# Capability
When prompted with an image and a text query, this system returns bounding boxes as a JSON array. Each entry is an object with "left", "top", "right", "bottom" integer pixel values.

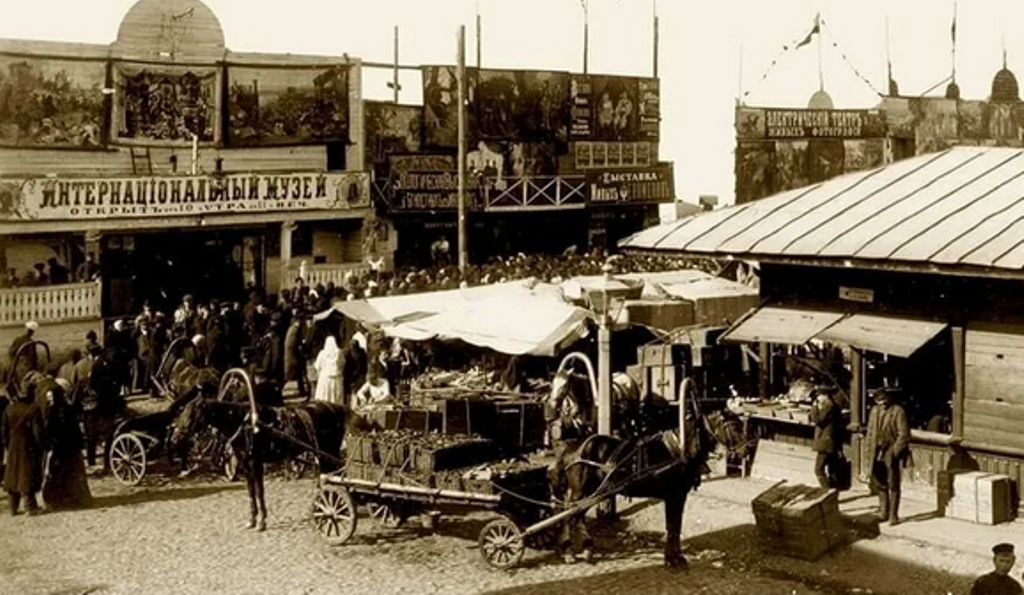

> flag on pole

[{"left": 793, "top": 13, "right": 820, "bottom": 50}]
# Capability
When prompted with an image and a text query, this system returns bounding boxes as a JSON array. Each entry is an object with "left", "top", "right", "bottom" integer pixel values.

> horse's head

[
  {"left": 701, "top": 409, "right": 747, "bottom": 454},
  {"left": 168, "top": 397, "right": 211, "bottom": 451}
]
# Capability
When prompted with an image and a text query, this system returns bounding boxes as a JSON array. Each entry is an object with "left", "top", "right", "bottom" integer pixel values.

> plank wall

[{"left": 963, "top": 329, "right": 1024, "bottom": 452}]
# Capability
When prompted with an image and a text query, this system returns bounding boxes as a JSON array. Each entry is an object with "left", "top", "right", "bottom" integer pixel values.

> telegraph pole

[
  {"left": 476, "top": 3, "right": 482, "bottom": 68},
  {"left": 457, "top": 25, "right": 468, "bottom": 272},
  {"left": 582, "top": 0, "right": 589, "bottom": 74},
  {"left": 392, "top": 26, "right": 400, "bottom": 103},
  {"left": 652, "top": 0, "right": 659, "bottom": 78}
]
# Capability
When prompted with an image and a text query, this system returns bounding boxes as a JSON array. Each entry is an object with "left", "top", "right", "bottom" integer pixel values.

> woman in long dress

[
  {"left": 313, "top": 336, "right": 343, "bottom": 405},
  {"left": 41, "top": 378, "right": 91, "bottom": 510}
]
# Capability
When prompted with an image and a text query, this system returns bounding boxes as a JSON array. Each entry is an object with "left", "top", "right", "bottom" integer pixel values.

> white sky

[{"left": 0, "top": 0, "right": 1021, "bottom": 205}]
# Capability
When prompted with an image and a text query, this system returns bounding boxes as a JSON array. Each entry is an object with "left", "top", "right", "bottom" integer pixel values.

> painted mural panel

[
  {"left": 773, "top": 140, "right": 809, "bottom": 192},
  {"left": 959, "top": 100, "right": 984, "bottom": 139},
  {"left": 422, "top": 65, "right": 477, "bottom": 148},
  {"left": 806, "top": 139, "right": 845, "bottom": 184},
  {"left": 228, "top": 65, "right": 350, "bottom": 146},
  {"left": 0, "top": 56, "right": 105, "bottom": 147},
  {"left": 116, "top": 64, "right": 217, "bottom": 143},
  {"left": 364, "top": 102, "right": 422, "bottom": 172},
  {"left": 735, "top": 141, "right": 774, "bottom": 204},
  {"left": 589, "top": 76, "right": 639, "bottom": 141},
  {"left": 476, "top": 69, "right": 569, "bottom": 143},
  {"left": 637, "top": 78, "right": 660, "bottom": 141}
]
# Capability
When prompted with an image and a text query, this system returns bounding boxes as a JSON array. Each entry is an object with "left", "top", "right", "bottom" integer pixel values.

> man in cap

[
  {"left": 865, "top": 386, "right": 911, "bottom": 525},
  {"left": 971, "top": 543, "right": 1022, "bottom": 595}
]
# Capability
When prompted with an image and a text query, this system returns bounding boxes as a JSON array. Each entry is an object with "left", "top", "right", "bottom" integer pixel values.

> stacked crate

[
  {"left": 939, "top": 470, "right": 1015, "bottom": 525},
  {"left": 751, "top": 483, "right": 847, "bottom": 561}
]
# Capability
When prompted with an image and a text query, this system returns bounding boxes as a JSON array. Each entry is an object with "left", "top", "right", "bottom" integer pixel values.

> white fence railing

[
  {"left": 0, "top": 281, "right": 102, "bottom": 326},
  {"left": 290, "top": 263, "right": 372, "bottom": 289}
]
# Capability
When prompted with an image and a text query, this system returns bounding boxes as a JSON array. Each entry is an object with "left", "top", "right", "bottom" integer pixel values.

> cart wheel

[
  {"left": 368, "top": 502, "right": 405, "bottom": 529},
  {"left": 110, "top": 433, "right": 147, "bottom": 486},
  {"left": 479, "top": 517, "right": 525, "bottom": 570},
  {"left": 311, "top": 485, "right": 357, "bottom": 545}
]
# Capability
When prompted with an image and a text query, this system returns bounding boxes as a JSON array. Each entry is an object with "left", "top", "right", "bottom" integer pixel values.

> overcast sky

[{"left": 0, "top": 0, "right": 1020, "bottom": 205}]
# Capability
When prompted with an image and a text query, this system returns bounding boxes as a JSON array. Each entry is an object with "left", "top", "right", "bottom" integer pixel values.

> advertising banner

[
  {"left": 0, "top": 56, "right": 107, "bottom": 148},
  {"left": 476, "top": 69, "right": 570, "bottom": 142},
  {"left": 589, "top": 75, "right": 639, "bottom": 141},
  {"left": 116, "top": 64, "right": 219, "bottom": 143},
  {"left": 587, "top": 164, "right": 674, "bottom": 205},
  {"left": 736, "top": 106, "right": 887, "bottom": 140},
  {"left": 389, "top": 170, "right": 479, "bottom": 212},
  {"left": 0, "top": 172, "right": 370, "bottom": 221},
  {"left": 569, "top": 75, "right": 592, "bottom": 140},
  {"left": 364, "top": 102, "right": 423, "bottom": 171},
  {"left": 422, "top": 65, "right": 477, "bottom": 148},
  {"left": 574, "top": 141, "right": 654, "bottom": 169},
  {"left": 638, "top": 78, "right": 660, "bottom": 140},
  {"left": 227, "top": 65, "right": 350, "bottom": 146}
]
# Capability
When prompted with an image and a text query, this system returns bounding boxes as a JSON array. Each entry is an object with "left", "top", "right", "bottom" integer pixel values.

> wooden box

[
  {"left": 441, "top": 398, "right": 497, "bottom": 437},
  {"left": 945, "top": 471, "right": 1014, "bottom": 525},
  {"left": 493, "top": 401, "right": 546, "bottom": 449},
  {"left": 752, "top": 483, "right": 847, "bottom": 561}
]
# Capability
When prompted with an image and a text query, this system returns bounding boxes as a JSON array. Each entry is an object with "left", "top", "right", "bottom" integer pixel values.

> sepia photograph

[{"left": 1, "top": 1, "right": 1023, "bottom": 593}]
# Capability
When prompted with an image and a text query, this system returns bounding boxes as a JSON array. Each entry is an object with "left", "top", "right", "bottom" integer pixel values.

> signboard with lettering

[
  {"left": 638, "top": 78, "right": 660, "bottom": 140},
  {"left": 570, "top": 75, "right": 593, "bottom": 140},
  {"left": 389, "top": 170, "right": 479, "bottom": 212},
  {"left": 0, "top": 172, "right": 370, "bottom": 221},
  {"left": 736, "top": 107, "right": 887, "bottom": 140},
  {"left": 587, "top": 164, "right": 674, "bottom": 205}
]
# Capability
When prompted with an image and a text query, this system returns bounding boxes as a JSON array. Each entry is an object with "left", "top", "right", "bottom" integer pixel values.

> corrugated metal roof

[{"left": 621, "top": 146, "right": 1024, "bottom": 275}]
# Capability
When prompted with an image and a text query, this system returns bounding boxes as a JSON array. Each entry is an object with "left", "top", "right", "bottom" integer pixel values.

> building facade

[{"left": 0, "top": 0, "right": 386, "bottom": 348}]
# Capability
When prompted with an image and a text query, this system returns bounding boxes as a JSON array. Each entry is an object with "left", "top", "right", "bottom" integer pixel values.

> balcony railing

[
  {"left": 290, "top": 263, "right": 372, "bottom": 290},
  {"left": 483, "top": 175, "right": 587, "bottom": 211},
  {"left": 0, "top": 281, "right": 102, "bottom": 326}
]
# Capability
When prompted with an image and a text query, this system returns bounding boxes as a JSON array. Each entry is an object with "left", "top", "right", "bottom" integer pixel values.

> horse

[
  {"left": 549, "top": 375, "right": 746, "bottom": 569},
  {"left": 168, "top": 397, "right": 366, "bottom": 531}
]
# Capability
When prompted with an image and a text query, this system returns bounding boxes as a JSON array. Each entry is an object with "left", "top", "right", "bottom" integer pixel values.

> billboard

[
  {"left": 0, "top": 172, "right": 370, "bottom": 221},
  {"left": 476, "top": 69, "right": 570, "bottom": 142},
  {"left": 364, "top": 102, "right": 423, "bottom": 172},
  {"left": 587, "top": 164, "right": 674, "bottom": 205},
  {"left": 115, "top": 64, "right": 218, "bottom": 143},
  {"left": 227, "top": 65, "right": 350, "bottom": 146},
  {"left": 422, "top": 65, "right": 477, "bottom": 148},
  {"left": 0, "top": 56, "right": 106, "bottom": 148}
]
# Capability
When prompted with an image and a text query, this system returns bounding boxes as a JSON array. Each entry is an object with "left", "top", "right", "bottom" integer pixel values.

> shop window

[{"left": 864, "top": 332, "right": 954, "bottom": 435}]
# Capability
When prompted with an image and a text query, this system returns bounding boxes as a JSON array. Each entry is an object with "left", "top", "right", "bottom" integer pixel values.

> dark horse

[
  {"left": 169, "top": 398, "right": 366, "bottom": 531},
  {"left": 550, "top": 378, "right": 745, "bottom": 569}
]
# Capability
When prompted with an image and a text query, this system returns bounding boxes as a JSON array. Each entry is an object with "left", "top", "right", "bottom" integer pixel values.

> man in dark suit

[
  {"left": 971, "top": 543, "right": 1022, "bottom": 595},
  {"left": 810, "top": 387, "right": 845, "bottom": 489},
  {"left": 865, "top": 386, "right": 911, "bottom": 525}
]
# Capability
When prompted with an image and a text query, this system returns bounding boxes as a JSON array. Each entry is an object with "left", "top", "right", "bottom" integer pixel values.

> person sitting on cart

[
  {"left": 544, "top": 368, "right": 594, "bottom": 490},
  {"left": 353, "top": 363, "right": 391, "bottom": 409}
]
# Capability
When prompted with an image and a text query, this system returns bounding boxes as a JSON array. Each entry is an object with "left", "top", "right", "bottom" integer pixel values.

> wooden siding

[
  {"left": 0, "top": 146, "right": 328, "bottom": 177},
  {"left": 964, "top": 330, "right": 1024, "bottom": 451}
]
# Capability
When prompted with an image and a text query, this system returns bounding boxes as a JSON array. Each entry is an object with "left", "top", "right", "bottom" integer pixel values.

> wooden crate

[
  {"left": 752, "top": 483, "right": 846, "bottom": 561},
  {"left": 944, "top": 471, "right": 1015, "bottom": 525}
]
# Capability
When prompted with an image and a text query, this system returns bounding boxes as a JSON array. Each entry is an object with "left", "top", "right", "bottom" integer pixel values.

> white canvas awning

[{"left": 721, "top": 306, "right": 948, "bottom": 358}]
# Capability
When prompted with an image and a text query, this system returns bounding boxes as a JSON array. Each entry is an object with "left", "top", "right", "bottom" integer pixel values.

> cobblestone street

[{"left": 1, "top": 470, "right": 987, "bottom": 595}]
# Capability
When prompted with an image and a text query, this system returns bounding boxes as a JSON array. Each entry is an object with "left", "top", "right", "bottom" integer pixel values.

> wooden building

[
  {"left": 624, "top": 145, "right": 1024, "bottom": 512},
  {"left": 0, "top": 0, "right": 383, "bottom": 350}
]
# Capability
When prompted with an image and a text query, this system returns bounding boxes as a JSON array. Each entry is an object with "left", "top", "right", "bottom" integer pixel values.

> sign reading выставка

[
  {"left": 587, "top": 164, "right": 674, "bottom": 204},
  {"left": 0, "top": 172, "right": 370, "bottom": 221}
]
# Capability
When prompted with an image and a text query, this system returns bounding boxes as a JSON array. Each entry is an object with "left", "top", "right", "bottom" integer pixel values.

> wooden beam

[{"left": 952, "top": 326, "right": 965, "bottom": 439}]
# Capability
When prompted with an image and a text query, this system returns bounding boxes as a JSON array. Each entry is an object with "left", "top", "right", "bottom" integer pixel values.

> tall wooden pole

[
  {"left": 653, "top": 0, "right": 659, "bottom": 78},
  {"left": 457, "top": 25, "right": 468, "bottom": 272},
  {"left": 393, "top": 26, "right": 400, "bottom": 103},
  {"left": 583, "top": 1, "right": 589, "bottom": 74},
  {"left": 476, "top": 10, "right": 482, "bottom": 68}
]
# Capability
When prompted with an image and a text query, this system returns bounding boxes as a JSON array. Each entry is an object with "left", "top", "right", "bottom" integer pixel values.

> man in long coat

[
  {"left": 2, "top": 387, "right": 45, "bottom": 515},
  {"left": 284, "top": 313, "right": 310, "bottom": 399},
  {"left": 865, "top": 386, "right": 911, "bottom": 525},
  {"left": 810, "top": 387, "right": 845, "bottom": 489}
]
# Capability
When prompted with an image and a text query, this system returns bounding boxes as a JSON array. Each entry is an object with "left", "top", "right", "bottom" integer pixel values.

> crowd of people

[{"left": 2, "top": 253, "right": 101, "bottom": 289}]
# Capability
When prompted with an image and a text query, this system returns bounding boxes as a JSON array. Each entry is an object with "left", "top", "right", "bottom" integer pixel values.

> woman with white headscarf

[{"left": 313, "top": 336, "right": 343, "bottom": 405}]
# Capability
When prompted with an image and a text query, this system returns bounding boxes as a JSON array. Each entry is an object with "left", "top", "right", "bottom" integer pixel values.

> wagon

[
  {"left": 309, "top": 351, "right": 692, "bottom": 569},
  {"left": 109, "top": 340, "right": 233, "bottom": 486}
]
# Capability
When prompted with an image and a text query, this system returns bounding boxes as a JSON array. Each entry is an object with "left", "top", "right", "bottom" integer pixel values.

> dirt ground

[{"left": 0, "top": 467, "right": 985, "bottom": 595}]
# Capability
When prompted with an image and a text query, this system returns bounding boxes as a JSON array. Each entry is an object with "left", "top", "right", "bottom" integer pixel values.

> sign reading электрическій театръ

[
  {"left": 587, "top": 164, "right": 674, "bottom": 205},
  {"left": 736, "top": 108, "right": 888, "bottom": 139},
  {"left": 0, "top": 172, "right": 371, "bottom": 221}
]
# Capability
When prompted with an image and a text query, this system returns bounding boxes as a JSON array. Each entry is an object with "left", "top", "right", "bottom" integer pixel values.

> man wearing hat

[
  {"left": 971, "top": 543, "right": 1022, "bottom": 595},
  {"left": 865, "top": 386, "right": 910, "bottom": 525}
]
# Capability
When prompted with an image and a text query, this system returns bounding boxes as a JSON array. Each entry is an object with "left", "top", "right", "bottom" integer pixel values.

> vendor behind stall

[{"left": 354, "top": 363, "right": 391, "bottom": 409}]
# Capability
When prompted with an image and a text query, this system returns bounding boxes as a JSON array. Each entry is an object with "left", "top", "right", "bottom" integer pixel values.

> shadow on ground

[
  {"left": 484, "top": 523, "right": 978, "bottom": 595},
  {"left": 88, "top": 483, "right": 243, "bottom": 510}
]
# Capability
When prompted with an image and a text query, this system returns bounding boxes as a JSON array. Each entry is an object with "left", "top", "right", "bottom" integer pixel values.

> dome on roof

[
  {"left": 807, "top": 90, "right": 834, "bottom": 109},
  {"left": 945, "top": 81, "right": 961, "bottom": 100},
  {"left": 114, "top": 0, "right": 225, "bottom": 61},
  {"left": 991, "top": 68, "right": 1020, "bottom": 102}
]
